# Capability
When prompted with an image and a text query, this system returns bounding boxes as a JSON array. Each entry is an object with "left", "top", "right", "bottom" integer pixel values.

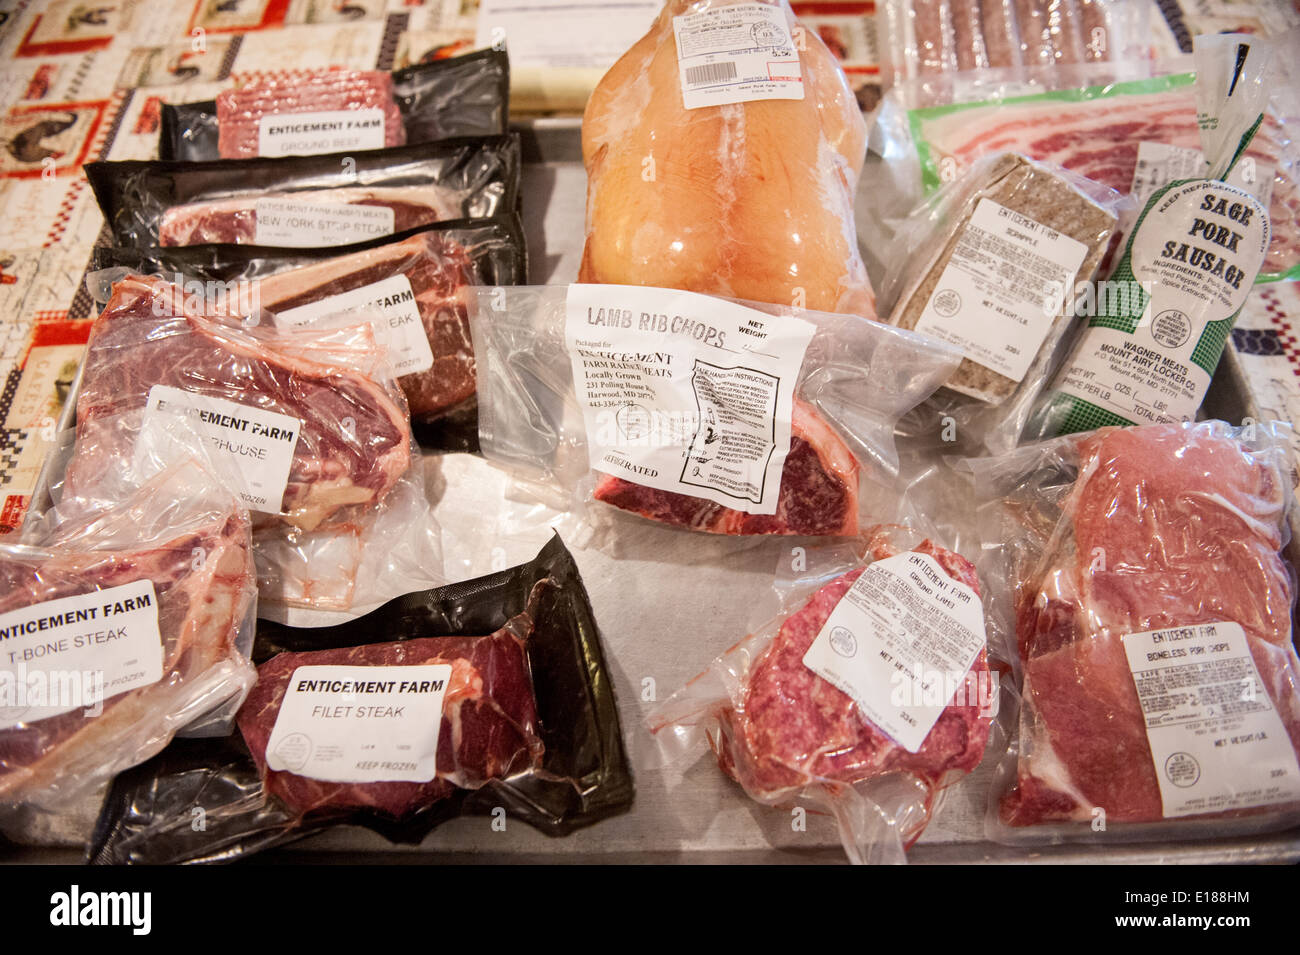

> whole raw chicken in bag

[{"left": 580, "top": 0, "right": 874, "bottom": 316}]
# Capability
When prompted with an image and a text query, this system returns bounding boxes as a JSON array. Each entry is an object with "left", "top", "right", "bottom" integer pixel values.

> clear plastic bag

[
  {"left": 468, "top": 284, "right": 961, "bottom": 540},
  {"left": 579, "top": 0, "right": 873, "bottom": 315},
  {"left": 971, "top": 420, "right": 1300, "bottom": 843},
  {"left": 0, "top": 413, "right": 258, "bottom": 809},
  {"left": 647, "top": 523, "right": 1001, "bottom": 864}
]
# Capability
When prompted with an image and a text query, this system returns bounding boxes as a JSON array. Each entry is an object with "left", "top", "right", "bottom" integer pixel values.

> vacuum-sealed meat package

[
  {"left": 468, "top": 284, "right": 961, "bottom": 539},
  {"left": 974, "top": 420, "right": 1300, "bottom": 842},
  {"left": 92, "top": 217, "right": 527, "bottom": 452},
  {"left": 579, "top": 0, "right": 873, "bottom": 315},
  {"left": 649, "top": 524, "right": 998, "bottom": 864},
  {"left": 160, "top": 49, "right": 510, "bottom": 161},
  {"left": 88, "top": 536, "right": 634, "bottom": 864},
  {"left": 0, "top": 417, "right": 257, "bottom": 809},
  {"left": 86, "top": 134, "right": 520, "bottom": 250}
]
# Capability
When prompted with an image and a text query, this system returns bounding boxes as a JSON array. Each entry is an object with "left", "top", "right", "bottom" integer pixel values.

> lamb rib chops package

[
  {"left": 467, "top": 284, "right": 961, "bottom": 541},
  {"left": 90, "top": 216, "right": 528, "bottom": 453},
  {"left": 87, "top": 536, "right": 634, "bottom": 864},
  {"left": 648, "top": 523, "right": 1002, "bottom": 864},
  {"left": 85, "top": 133, "right": 520, "bottom": 251},
  {"left": 160, "top": 49, "right": 510, "bottom": 162},
  {"left": 71, "top": 272, "right": 443, "bottom": 615},
  {"left": 0, "top": 412, "right": 258, "bottom": 810},
  {"left": 972, "top": 420, "right": 1300, "bottom": 844}
]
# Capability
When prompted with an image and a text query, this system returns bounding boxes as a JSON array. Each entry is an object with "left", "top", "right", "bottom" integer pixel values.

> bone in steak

[
  {"left": 593, "top": 397, "right": 860, "bottom": 535},
  {"left": 158, "top": 186, "right": 461, "bottom": 247},
  {"left": 72, "top": 274, "right": 411, "bottom": 532},
  {"left": 0, "top": 495, "right": 255, "bottom": 805},
  {"left": 217, "top": 70, "right": 405, "bottom": 160},
  {"left": 238, "top": 616, "right": 544, "bottom": 818},
  {"left": 715, "top": 528, "right": 989, "bottom": 809},
  {"left": 1001, "top": 424, "right": 1300, "bottom": 825}
]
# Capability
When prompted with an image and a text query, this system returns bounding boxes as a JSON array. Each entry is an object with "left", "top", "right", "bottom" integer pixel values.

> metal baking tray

[{"left": 4, "top": 117, "right": 1298, "bottom": 865}]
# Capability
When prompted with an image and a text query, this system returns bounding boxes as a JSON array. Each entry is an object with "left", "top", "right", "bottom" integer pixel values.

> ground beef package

[
  {"left": 160, "top": 49, "right": 510, "bottom": 162},
  {"left": 88, "top": 536, "right": 634, "bottom": 864}
]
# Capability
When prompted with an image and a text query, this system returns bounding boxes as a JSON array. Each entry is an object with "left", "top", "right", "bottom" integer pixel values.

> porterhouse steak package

[
  {"left": 69, "top": 273, "right": 442, "bottom": 613},
  {"left": 467, "top": 285, "right": 961, "bottom": 539},
  {"left": 88, "top": 536, "right": 634, "bottom": 864},
  {"left": 973, "top": 420, "right": 1300, "bottom": 843},
  {"left": 648, "top": 524, "right": 1000, "bottom": 864},
  {"left": 160, "top": 49, "right": 510, "bottom": 161},
  {"left": 0, "top": 414, "right": 258, "bottom": 810},
  {"left": 91, "top": 216, "right": 528, "bottom": 452},
  {"left": 86, "top": 134, "right": 520, "bottom": 250}
]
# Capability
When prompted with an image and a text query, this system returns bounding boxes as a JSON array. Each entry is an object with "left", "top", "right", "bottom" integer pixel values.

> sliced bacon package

[
  {"left": 159, "top": 49, "right": 509, "bottom": 162},
  {"left": 647, "top": 524, "right": 1002, "bottom": 864},
  {"left": 973, "top": 420, "right": 1300, "bottom": 844},
  {"left": 90, "top": 216, "right": 527, "bottom": 452},
  {"left": 87, "top": 536, "right": 634, "bottom": 864},
  {"left": 85, "top": 133, "right": 520, "bottom": 250},
  {"left": 466, "top": 284, "right": 961, "bottom": 542}
]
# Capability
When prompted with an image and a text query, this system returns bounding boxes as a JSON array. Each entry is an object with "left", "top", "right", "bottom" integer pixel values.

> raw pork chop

[
  {"left": 593, "top": 397, "right": 860, "bottom": 535},
  {"left": 0, "top": 493, "right": 256, "bottom": 804},
  {"left": 72, "top": 274, "right": 410, "bottom": 532},
  {"left": 717, "top": 528, "right": 989, "bottom": 806},
  {"left": 216, "top": 70, "right": 405, "bottom": 160},
  {"left": 158, "top": 186, "right": 461, "bottom": 247},
  {"left": 250, "top": 233, "right": 477, "bottom": 420},
  {"left": 1001, "top": 424, "right": 1300, "bottom": 825},
  {"left": 238, "top": 616, "right": 544, "bottom": 818},
  {"left": 580, "top": 0, "right": 874, "bottom": 315}
]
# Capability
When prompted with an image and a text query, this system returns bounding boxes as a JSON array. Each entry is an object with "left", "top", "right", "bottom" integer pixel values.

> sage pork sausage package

[{"left": 87, "top": 536, "right": 634, "bottom": 864}]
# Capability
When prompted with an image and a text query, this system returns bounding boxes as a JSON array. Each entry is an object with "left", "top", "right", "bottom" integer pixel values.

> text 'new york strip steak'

[{"left": 72, "top": 274, "right": 410, "bottom": 532}]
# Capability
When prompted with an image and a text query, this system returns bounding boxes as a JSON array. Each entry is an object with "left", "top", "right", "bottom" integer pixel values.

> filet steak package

[
  {"left": 468, "top": 284, "right": 961, "bottom": 539},
  {"left": 90, "top": 216, "right": 528, "bottom": 452},
  {"left": 0, "top": 413, "right": 258, "bottom": 810},
  {"left": 160, "top": 49, "right": 510, "bottom": 161},
  {"left": 647, "top": 524, "right": 1001, "bottom": 864},
  {"left": 86, "top": 134, "right": 520, "bottom": 250},
  {"left": 71, "top": 272, "right": 442, "bottom": 613},
  {"left": 882, "top": 152, "right": 1125, "bottom": 454},
  {"left": 972, "top": 420, "right": 1300, "bottom": 844},
  {"left": 88, "top": 536, "right": 635, "bottom": 864}
]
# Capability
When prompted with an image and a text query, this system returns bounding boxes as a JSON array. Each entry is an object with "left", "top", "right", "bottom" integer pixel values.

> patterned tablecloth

[{"left": 0, "top": 0, "right": 1295, "bottom": 533}]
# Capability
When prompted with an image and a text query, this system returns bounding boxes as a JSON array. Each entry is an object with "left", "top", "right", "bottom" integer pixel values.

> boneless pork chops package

[
  {"left": 973, "top": 420, "right": 1300, "bottom": 843},
  {"left": 467, "top": 284, "right": 961, "bottom": 539},
  {"left": 88, "top": 536, "right": 634, "bottom": 864},
  {"left": 648, "top": 523, "right": 1001, "bottom": 864}
]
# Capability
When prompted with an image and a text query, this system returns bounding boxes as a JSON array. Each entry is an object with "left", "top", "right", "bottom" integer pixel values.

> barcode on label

[{"left": 685, "top": 61, "right": 738, "bottom": 87}]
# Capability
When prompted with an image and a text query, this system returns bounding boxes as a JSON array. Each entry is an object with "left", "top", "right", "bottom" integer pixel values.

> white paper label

[
  {"left": 565, "top": 284, "right": 815, "bottom": 515},
  {"left": 801, "top": 552, "right": 987, "bottom": 753},
  {"left": 274, "top": 275, "right": 431, "bottom": 376},
  {"left": 1131, "top": 142, "right": 1275, "bottom": 209},
  {"left": 257, "top": 108, "right": 386, "bottom": 157},
  {"left": 476, "top": 0, "right": 659, "bottom": 69},
  {"left": 672, "top": 2, "right": 803, "bottom": 109},
  {"left": 264, "top": 664, "right": 452, "bottom": 783},
  {"left": 1122, "top": 622, "right": 1300, "bottom": 818},
  {"left": 913, "top": 198, "right": 1090, "bottom": 383},
  {"left": 1051, "top": 180, "right": 1269, "bottom": 425},
  {"left": 253, "top": 197, "right": 395, "bottom": 248},
  {"left": 0, "top": 580, "right": 163, "bottom": 729},
  {"left": 140, "top": 385, "right": 302, "bottom": 513}
]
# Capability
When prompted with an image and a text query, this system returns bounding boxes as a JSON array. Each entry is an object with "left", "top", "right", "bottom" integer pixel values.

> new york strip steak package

[
  {"left": 86, "top": 134, "right": 520, "bottom": 251},
  {"left": 468, "top": 284, "right": 961, "bottom": 539},
  {"left": 87, "top": 536, "right": 634, "bottom": 864},
  {"left": 91, "top": 216, "right": 527, "bottom": 452},
  {"left": 647, "top": 524, "right": 1001, "bottom": 864},
  {"left": 972, "top": 420, "right": 1300, "bottom": 844},
  {"left": 159, "top": 49, "right": 510, "bottom": 162},
  {"left": 71, "top": 272, "right": 442, "bottom": 613}
]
